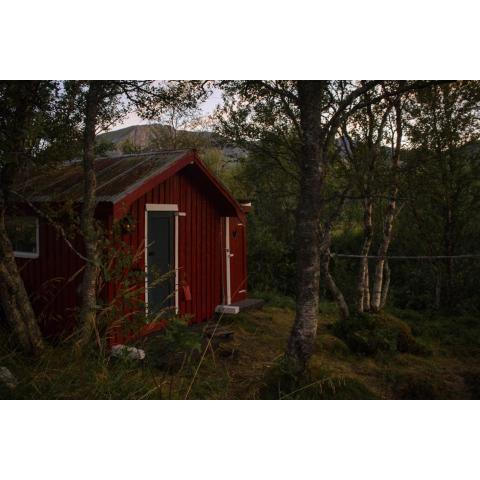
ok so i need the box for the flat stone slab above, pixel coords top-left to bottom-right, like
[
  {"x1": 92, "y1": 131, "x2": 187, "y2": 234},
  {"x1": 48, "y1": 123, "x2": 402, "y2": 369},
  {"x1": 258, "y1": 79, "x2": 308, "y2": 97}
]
[
  {"x1": 215, "y1": 298, "x2": 265, "y2": 315},
  {"x1": 232, "y1": 298, "x2": 265, "y2": 311}
]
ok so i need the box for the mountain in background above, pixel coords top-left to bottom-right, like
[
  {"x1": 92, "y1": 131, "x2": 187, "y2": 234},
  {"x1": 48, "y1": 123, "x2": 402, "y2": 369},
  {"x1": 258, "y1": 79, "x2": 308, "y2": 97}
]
[{"x1": 97, "y1": 124, "x2": 246, "y2": 159}]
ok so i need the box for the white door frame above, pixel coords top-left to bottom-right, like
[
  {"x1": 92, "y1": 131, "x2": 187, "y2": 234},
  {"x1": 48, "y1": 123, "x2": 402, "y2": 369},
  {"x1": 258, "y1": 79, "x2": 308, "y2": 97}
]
[
  {"x1": 145, "y1": 204, "x2": 179, "y2": 315},
  {"x1": 225, "y1": 217, "x2": 232, "y2": 305}
]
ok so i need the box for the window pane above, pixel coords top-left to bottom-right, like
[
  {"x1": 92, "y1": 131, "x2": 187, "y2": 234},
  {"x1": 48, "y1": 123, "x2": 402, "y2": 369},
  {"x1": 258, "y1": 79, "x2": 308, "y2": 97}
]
[{"x1": 6, "y1": 216, "x2": 38, "y2": 255}]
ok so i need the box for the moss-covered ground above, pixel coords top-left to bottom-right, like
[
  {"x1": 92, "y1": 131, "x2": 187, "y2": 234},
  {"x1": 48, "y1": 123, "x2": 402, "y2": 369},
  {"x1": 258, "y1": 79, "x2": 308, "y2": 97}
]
[{"x1": 1, "y1": 301, "x2": 479, "y2": 399}]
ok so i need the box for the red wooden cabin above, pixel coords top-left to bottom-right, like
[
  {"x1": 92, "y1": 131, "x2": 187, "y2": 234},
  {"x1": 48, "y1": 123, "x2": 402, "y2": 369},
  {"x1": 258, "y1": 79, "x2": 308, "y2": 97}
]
[{"x1": 10, "y1": 150, "x2": 254, "y2": 342}]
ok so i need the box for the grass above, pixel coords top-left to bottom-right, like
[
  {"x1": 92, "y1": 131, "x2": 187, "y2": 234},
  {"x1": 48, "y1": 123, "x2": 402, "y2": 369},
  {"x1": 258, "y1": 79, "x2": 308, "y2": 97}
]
[{"x1": 1, "y1": 302, "x2": 479, "y2": 399}]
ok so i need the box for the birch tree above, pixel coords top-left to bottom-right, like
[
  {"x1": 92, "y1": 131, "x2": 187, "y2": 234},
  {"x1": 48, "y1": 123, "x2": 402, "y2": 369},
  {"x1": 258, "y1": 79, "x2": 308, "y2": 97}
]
[
  {"x1": 0, "y1": 81, "x2": 78, "y2": 354},
  {"x1": 370, "y1": 98, "x2": 403, "y2": 312},
  {"x1": 219, "y1": 80, "x2": 439, "y2": 371},
  {"x1": 340, "y1": 88, "x2": 396, "y2": 313},
  {"x1": 401, "y1": 81, "x2": 480, "y2": 309},
  {"x1": 75, "y1": 81, "x2": 210, "y2": 348}
]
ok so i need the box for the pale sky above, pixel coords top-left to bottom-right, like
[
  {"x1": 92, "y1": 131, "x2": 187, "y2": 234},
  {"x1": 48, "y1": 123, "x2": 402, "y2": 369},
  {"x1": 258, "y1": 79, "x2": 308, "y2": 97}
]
[{"x1": 110, "y1": 86, "x2": 224, "y2": 132}]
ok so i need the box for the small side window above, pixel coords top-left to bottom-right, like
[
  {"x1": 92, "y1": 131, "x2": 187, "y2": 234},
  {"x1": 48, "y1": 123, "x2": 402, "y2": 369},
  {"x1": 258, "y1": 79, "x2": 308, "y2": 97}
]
[{"x1": 6, "y1": 216, "x2": 39, "y2": 259}]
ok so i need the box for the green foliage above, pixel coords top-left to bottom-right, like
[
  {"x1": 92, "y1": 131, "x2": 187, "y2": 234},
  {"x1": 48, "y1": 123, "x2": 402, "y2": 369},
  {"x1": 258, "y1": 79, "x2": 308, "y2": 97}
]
[
  {"x1": 251, "y1": 290, "x2": 295, "y2": 309},
  {"x1": 332, "y1": 312, "x2": 428, "y2": 356},
  {"x1": 2, "y1": 303, "x2": 479, "y2": 399},
  {"x1": 201, "y1": 140, "x2": 298, "y2": 298},
  {"x1": 317, "y1": 334, "x2": 350, "y2": 356},
  {"x1": 391, "y1": 308, "x2": 480, "y2": 357},
  {"x1": 162, "y1": 317, "x2": 202, "y2": 352},
  {"x1": 0, "y1": 81, "x2": 81, "y2": 168},
  {"x1": 91, "y1": 215, "x2": 181, "y2": 343},
  {"x1": 389, "y1": 82, "x2": 480, "y2": 312},
  {"x1": 214, "y1": 82, "x2": 300, "y2": 298},
  {"x1": 0, "y1": 337, "x2": 160, "y2": 400},
  {"x1": 234, "y1": 151, "x2": 298, "y2": 295},
  {"x1": 463, "y1": 370, "x2": 480, "y2": 399},
  {"x1": 0, "y1": 316, "x2": 202, "y2": 399},
  {"x1": 387, "y1": 369, "x2": 446, "y2": 400},
  {"x1": 144, "y1": 317, "x2": 202, "y2": 371},
  {"x1": 201, "y1": 148, "x2": 245, "y2": 195},
  {"x1": 119, "y1": 138, "x2": 143, "y2": 154},
  {"x1": 261, "y1": 358, "x2": 378, "y2": 400},
  {"x1": 215, "y1": 81, "x2": 480, "y2": 316},
  {"x1": 95, "y1": 140, "x2": 116, "y2": 156}
]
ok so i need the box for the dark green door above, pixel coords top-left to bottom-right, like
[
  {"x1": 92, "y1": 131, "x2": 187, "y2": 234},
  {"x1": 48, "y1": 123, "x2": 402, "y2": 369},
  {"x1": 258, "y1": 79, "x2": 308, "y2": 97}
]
[{"x1": 147, "y1": 211, "x2": 175, "y2": 317}]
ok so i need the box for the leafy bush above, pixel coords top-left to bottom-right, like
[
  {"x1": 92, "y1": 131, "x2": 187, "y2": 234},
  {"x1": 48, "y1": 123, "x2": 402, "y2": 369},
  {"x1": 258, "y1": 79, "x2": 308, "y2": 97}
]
[
  {"x1": 463, "y1": 370, "x2": 480, "y2": 399},
  {"x1": 0, "y1": 344, "x2": 161, "y2": 400},
  {"x1": 387, "y1": 369, "x2": 447, "y2": 400},
  {"x1": 142, "y1": 317, "x2": 202, "y2": 372},
  {"x1": 260, "y1": 358, "x2": 378, "y2": 399},
  {"x1": 251, "y1": 290, "x2": 295, "y2": 309},
  {"x1": 332, "y1": 312, "x2": 429, "y2": 356},
  {"x1": 0, "y1": 314, "x2": 205, "y2": 399},
  {"x1": 391, "y1": 309, "x2": 480, "y2": 357},
  {"x1": 317, "y1": 334, "x2": 350, "y2": 356}
]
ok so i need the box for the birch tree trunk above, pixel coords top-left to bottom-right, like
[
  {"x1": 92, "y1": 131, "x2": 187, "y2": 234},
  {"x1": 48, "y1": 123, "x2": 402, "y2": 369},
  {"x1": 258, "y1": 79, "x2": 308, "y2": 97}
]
[
  {"x1": 0, "y1": 203, "x2": 45, "y2": 354},
  {"x1": 78, "y1": 82, "x2": 102, "y2": 347},
  {"x1": 379, "y1": 259, "x2": 390, "y2": 309},
  {"x1": 317, "y1": 186, "x2": 351, "y2": 322},
  {"x1": 286, "y1": 81, "x2": 326, "y2": 372},
  {"x1": 321, "y1": 249, "x2": 350, "y2": 320},
  {"x1": 363, "y1": 265, "x2": 371, "y2": 308},
  {"x1": 0, "y1": 83, "x2": 45, "y2": 354},
  {"x1": 434, "y1": 269, "x2": 442, "y2": 309},
  {"x1": 371, "y1": 101, "x2": 402, "y2": 312},
  {"x1": 370, "y1": 195, "x2": 396, "y2": 312},
  {"x1": 356, "y1": 197, "x2": 373, "y2": 313},
  {"x1": 443, "y1": 210, "x2": 455, "y2": 308}
]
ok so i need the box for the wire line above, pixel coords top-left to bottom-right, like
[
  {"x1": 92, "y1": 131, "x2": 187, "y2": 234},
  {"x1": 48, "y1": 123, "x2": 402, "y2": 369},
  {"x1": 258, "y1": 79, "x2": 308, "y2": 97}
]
[{"x1": 331, "y1": 253, "x2": 480, "y2": 260}]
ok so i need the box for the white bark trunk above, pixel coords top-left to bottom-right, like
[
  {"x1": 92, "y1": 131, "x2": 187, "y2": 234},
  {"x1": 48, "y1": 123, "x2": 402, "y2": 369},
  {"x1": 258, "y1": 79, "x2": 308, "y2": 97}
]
[
  {"x1": 287, "y1": 81, "x2": 327, "y2": 372},
  {"x1": 0, "y1": 207, "x2": 44, "y2": 354},
  {"x1": 322, "y1": 250, "x2": 349, "y2": 320},
  {"x1": 371, "y1": 100, "x2": 402, "y2": 312},
  {"x1": 379, "y1": 259, "x2": 390, "y2": 309},
  {"x1": 78, "y1": 82, "x2": 101, "y2": 348},
  {"x1": 356, "y1": 198, "x2": 373, "y2": 313}
]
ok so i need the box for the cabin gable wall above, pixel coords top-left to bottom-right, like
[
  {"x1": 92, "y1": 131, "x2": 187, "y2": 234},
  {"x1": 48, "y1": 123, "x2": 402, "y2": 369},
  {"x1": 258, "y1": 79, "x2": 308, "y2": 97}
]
[{"x1": 120, "y1": 164, "x2": 225, "y2": 325}]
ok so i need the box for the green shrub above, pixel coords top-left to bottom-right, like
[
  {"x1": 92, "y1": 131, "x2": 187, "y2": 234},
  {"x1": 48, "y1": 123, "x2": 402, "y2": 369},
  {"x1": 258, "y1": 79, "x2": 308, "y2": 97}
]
[
  {"x1": 462, "y1": 370, "x2": 480, "y2": 399},
  {"x1": 332, "y1": 312, "x2": 429, "y2": 356},
  {"x1": 251, "y1": 290, "x2": 295, "y2": 309},
  {"x1": 388, "y1": 370, "x2": 446, "y2": 400},
  {"x1": 0, "y1": 345, "x2": 162, "y2": 400},
  {"x1": 260, "y1": 358, "x2": 378, "y2": 400},
  {"x1": 142, "y1": 317, "x2": 202, "y2": 372},
  {"x1": 317, "y1": 334, "x2": 350, "y2": 356}
]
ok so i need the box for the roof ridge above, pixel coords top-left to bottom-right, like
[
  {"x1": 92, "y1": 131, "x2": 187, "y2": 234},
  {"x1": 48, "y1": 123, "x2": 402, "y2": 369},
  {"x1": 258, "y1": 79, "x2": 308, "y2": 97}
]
[{"x1": 95, "y1": 149, "x2": 193, "y2": 161}]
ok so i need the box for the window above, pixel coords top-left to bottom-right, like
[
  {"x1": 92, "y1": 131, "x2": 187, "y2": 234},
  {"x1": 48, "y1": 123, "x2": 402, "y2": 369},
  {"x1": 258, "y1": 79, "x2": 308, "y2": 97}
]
[{"x1": 6, "y1": 216, "x2": 39, "y2": 259}]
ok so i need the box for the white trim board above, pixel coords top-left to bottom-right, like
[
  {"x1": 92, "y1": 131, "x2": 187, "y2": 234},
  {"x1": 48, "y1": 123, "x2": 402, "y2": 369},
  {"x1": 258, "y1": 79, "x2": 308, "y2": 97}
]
[
  {"x1": 225, "y1": 217, "x2": 231, "y2": 305},
  {"x1": 13, "y1": 217, "x2": 40, "y2": 259},
  {"x1": 146, "y1": 203, "x2": 179, "y2": 212}
]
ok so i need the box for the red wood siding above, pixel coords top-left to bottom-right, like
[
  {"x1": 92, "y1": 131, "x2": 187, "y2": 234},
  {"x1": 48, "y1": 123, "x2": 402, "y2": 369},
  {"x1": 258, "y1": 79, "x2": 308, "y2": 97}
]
[
  {"x1": 119, "y1": 164, "x2": 224, "y2": 326},
  {"x1": 15, "y1": 157, "x2": 249, "y2": 341},
  {"x1": 16, "y1": 205, "x2": 112, "y2": 337}
]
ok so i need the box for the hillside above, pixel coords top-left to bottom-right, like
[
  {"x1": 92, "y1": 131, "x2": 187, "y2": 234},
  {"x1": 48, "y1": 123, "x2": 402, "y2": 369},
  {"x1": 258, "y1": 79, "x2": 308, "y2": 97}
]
[{"x1": 97, "y1": 124, "x2": 245, "y2": 159}]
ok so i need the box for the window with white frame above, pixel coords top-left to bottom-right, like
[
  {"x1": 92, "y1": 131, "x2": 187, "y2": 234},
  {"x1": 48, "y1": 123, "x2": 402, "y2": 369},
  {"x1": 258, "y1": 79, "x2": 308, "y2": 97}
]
[{"x1": 6, "y1": 216, "x2": 40, "y2": 259}]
